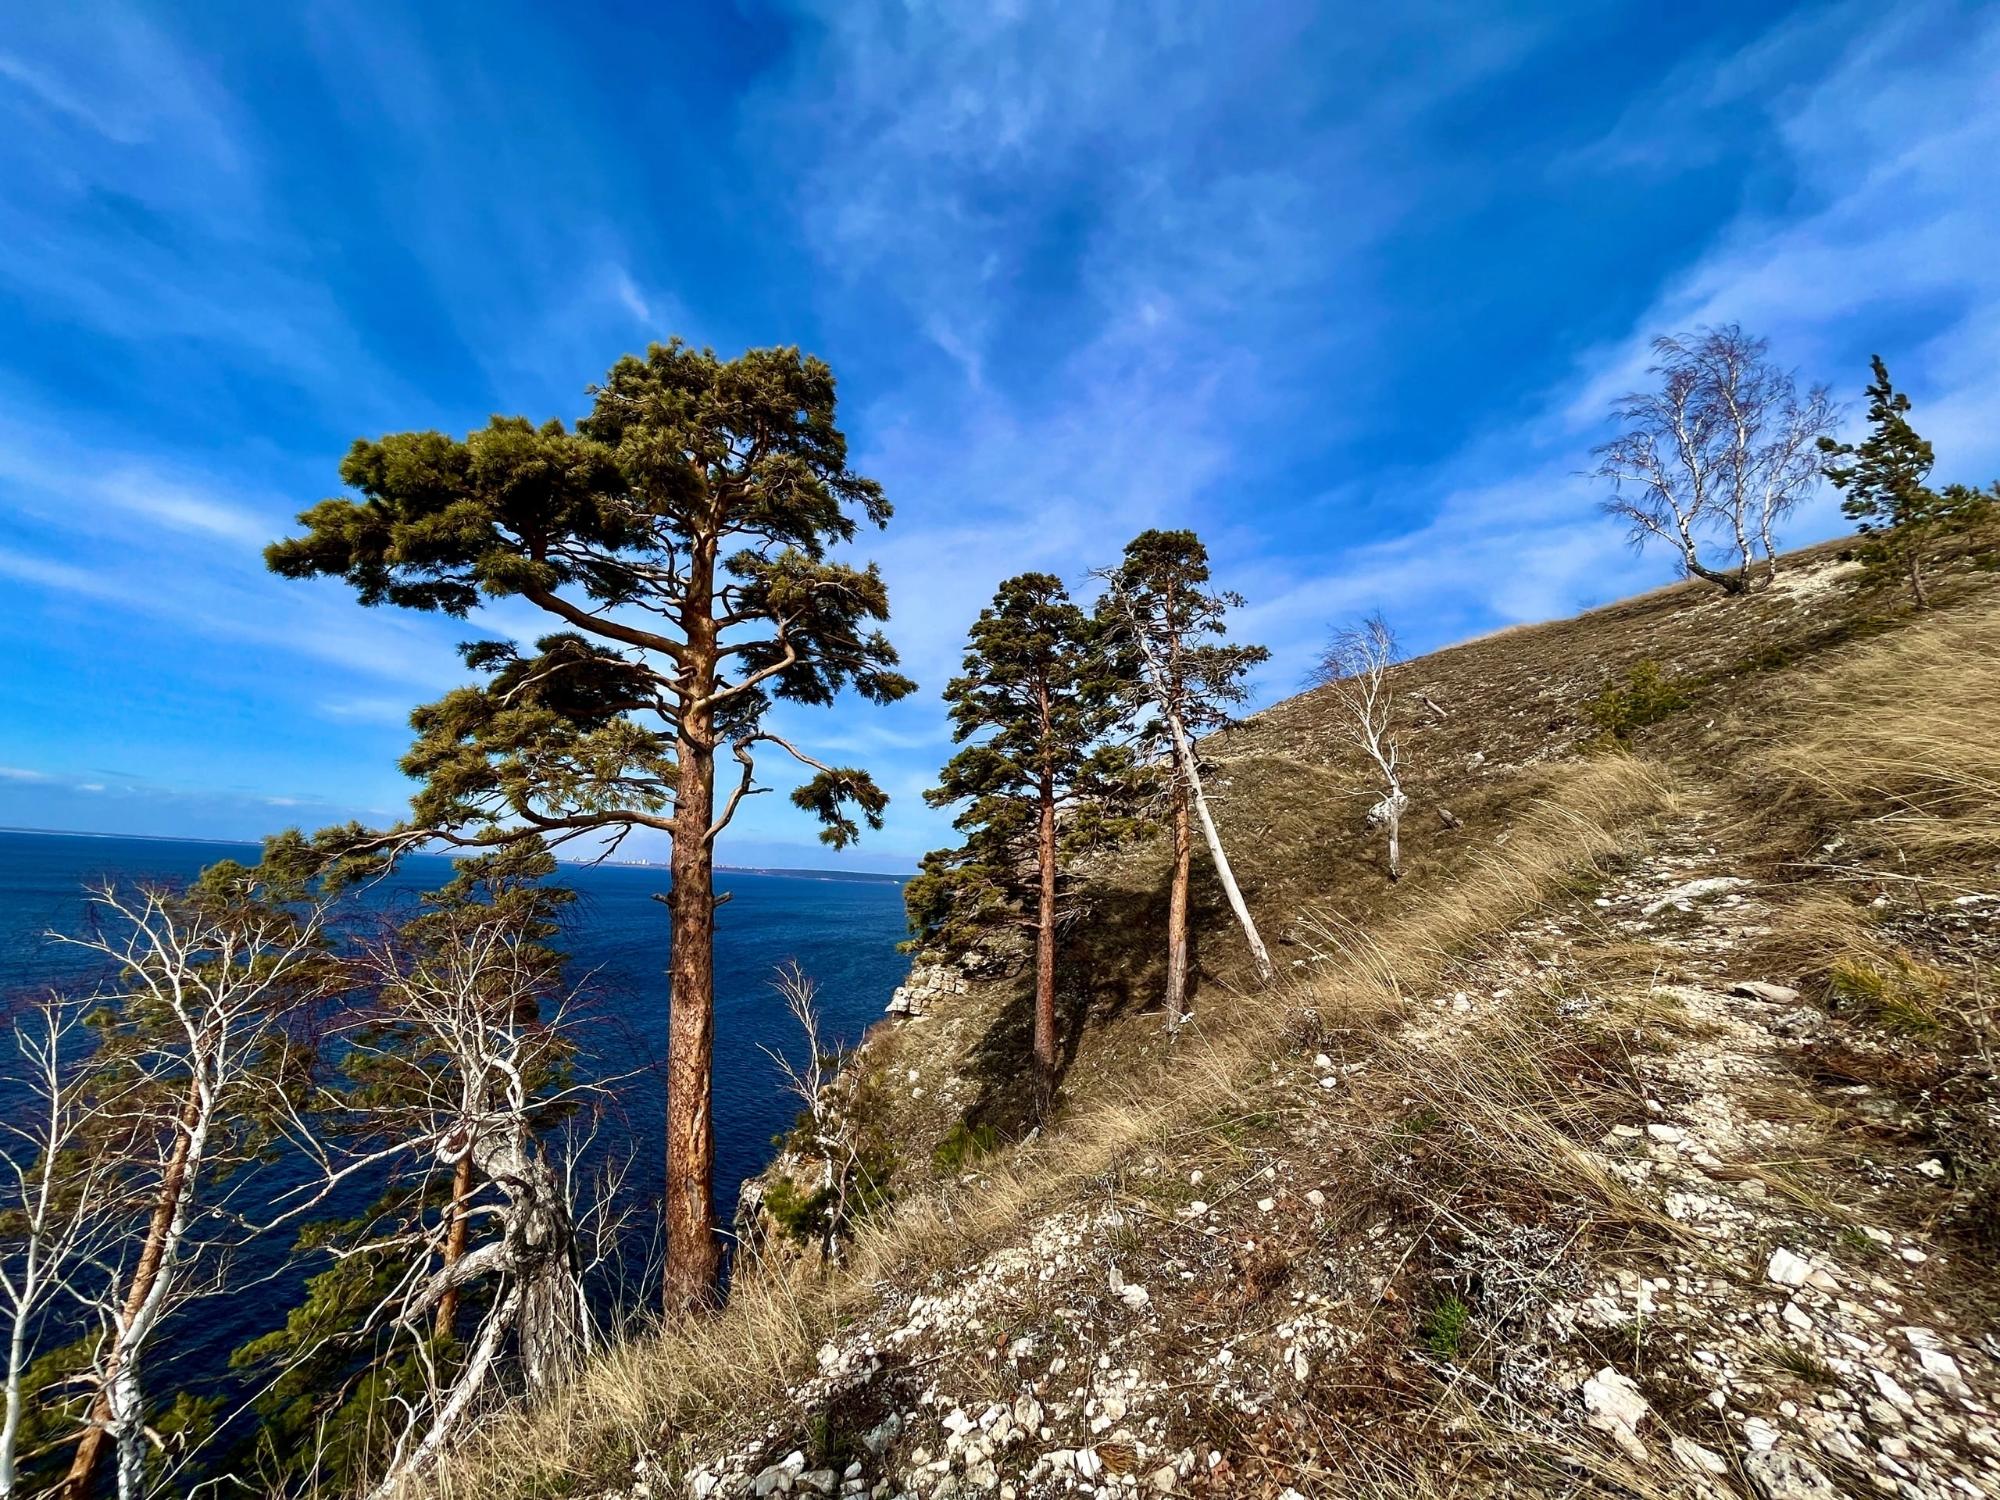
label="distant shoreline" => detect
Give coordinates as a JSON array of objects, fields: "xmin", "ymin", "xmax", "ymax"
[
  {"xmin": 714, "ymin": 866, "xmax": 905, "ymax": 885},
  {"xmin": 0, "ymin": 824, "xmax": 261, "ymax": 847},
  {"xmin": 0, "ymin": 826, "xmax": 906, "ymax": 883}
]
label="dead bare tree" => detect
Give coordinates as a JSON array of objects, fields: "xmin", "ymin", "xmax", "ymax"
[
  {"xmin": 0, "ymin": 1000, "xmax": 129, "ymax": 1500},
  {"xmin": 280, "ymin": 909, "xmax": 607, "ymax": 1500},
  {"xmin": 45, "ymin": 879, "xmax": 331, "ymax": 1500},
  {"xmin": 760, "ymin": 963, "xmax": 864, "ymax": 1267},
  {"xmin": 1313, "ymin": 613, "xmax": 1407, "ymax": 881},
  {"xmin": 1595, "ymin": 325, "xmax": 1837, "ymax": 591}
]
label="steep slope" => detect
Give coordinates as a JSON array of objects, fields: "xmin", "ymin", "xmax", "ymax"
[{"xmin": 438, "ymin": 542, "xmax": 2000, "ymax": 1500}]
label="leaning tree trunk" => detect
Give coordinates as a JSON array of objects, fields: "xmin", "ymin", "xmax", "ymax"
[
  {"xmin": 372, "ymin": 1123, "xmax": 590, "ymax": 1499},
  {"xmin": 1684, "ymin": 549, "xmax": 1751, "ymax": 594},
  {"xmin": 1164, "ymin": 714, "xmax": 1273, "ymax": 985},
  {"xmin": 665, "ymin": 715, "xmax": 722, "ymax": 1312},
  {"xmin": 433, "ymin": 1153, "xmax": 474, "ymax": 1339},
  {"xmin": 474, "ymin": 1135, "xmax": 588, "ymax": 1391},
  {"xmin": 1032, "ymin": 781, "xmax": 1058, "ymax": 1111},
  {"xmin": 1163, "ymin": 780, "xmax": 1192, "ymax": 1031},
  {"xmin": 365, "ymin": 1286, "xmax": 518, "ymax": 1500},
  {"xmin": 1386, "ymin": 789, "xmax": 1403, "ymax": 883},
  {"xmin": 60, "ymin": 1075, "xmax": 201, "ymax": 1500}
]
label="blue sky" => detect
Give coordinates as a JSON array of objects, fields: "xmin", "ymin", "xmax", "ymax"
[{"xmin": 2, "ymin": 1, "xmax": 1995, "ymax": 872}]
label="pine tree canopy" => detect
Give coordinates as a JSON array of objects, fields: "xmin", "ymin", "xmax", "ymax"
[
  {"xmin": 1819, "ymin": 355, "xmax": 1994, "ymax": 605},
  {"xmin": 1819, "ymin": 356, "xmax": 1936, "ymax": 534},
  {"xmin": 906, "ymin": 573, "xmax": 1139, "ymax": 953},
  {"xmin": 265, "ymin": 340, "xmax": 915, "ymax": 857},
  {"xmin": 1099, "ymin": 528, "xmax": 1270, "ymax": 745}
]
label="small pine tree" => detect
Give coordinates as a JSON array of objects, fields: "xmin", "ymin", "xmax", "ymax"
[
  {"xmin": 1819, "ymin": 357, "xmax": 1992, "ymax": 609},
  {"xmin": 907, "ymin": 574, "xmax": 1138, "ymax": 1108}
]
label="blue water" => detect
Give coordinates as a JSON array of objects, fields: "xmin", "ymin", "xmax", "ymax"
[{"xmin": 0, "ymin": 829, "xmax": 909, "ymax": 1387}]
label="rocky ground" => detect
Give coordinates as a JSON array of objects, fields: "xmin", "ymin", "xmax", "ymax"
[{"xmin": 606, "ymin": 786, "xmax": 1999, "ymax": 1500}]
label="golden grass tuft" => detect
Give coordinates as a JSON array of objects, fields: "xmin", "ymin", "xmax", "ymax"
[{"xmin": 1759, "ymin": 593, "xmax": 2000, "ymax": 874}]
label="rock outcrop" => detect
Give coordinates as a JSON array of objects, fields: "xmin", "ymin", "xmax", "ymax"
[{"xmin": 885, "ymin": 961, "xmax": 968, "ymax": 1018}]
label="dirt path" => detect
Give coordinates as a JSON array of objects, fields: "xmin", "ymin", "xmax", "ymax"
[{"xmin": 1525, "ymin": 795, "xmax": 1999, "ymax": 1498}]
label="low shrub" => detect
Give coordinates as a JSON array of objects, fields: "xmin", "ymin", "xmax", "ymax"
[
  {"xmin": 1585, "ymin": 660, "xmax": 1690, "ymax": 745},
  {"xmin": 1422, "ymin": 1294, "xmax": 1471, "ymax": 1360},
  {"xmin": 1824, "ymin": 955, "xmax": 1948, "ymax": 1035},
  {"xmin": 932, "ymin": 1118, "xmax": 1000, "ymax": 1174}
]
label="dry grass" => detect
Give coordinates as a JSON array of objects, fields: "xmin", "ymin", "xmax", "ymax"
[
  {"xmin": 1759, "ymin": 593, "xmax": 2000, "ymax": 876},
  {"xmin": 430, "ymin": 568, "xmax": 2000, "ymax": 1498},
  {"xmin": 429, "ymin": 755, "xmax": 1674, "ymax": 1498}
]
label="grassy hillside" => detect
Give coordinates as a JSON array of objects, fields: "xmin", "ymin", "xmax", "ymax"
[{"xmin": 430, "ymin": 538, "xmax": 2000, "ymax": 1500}]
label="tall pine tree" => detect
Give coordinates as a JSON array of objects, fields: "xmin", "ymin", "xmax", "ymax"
[
  {"xmin": 907, "ymin": 574, "xmax": 1135, "ymax": 1107},
  {"xmin": 1095, "ymin": 531, "xmax": 1271, "ymax": 1028},
  {"xmin": 267, "ymin": 341, "xmax": 914, "ymax": 1309}
]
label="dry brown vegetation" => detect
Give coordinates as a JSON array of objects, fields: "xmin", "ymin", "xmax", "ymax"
[
  {"xmin": 427, "ymin": 544, "xmax": 2000, "ymax": 1498},
  {"xmin": 426, "ymin": 755, "xmax": 1672, "ymax": 1497},
  {"xmin": 1758, "ymin": 602, "xmax": 2000, "ymax": 876}
]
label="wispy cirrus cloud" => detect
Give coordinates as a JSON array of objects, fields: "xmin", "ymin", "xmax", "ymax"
[{"xmin": 3, "ymin": 0, "xmax": 1995, "ymax": 864}]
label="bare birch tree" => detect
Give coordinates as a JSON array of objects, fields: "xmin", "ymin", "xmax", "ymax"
[
  {"xmin": 0, "ymin": 1000, "xmax": 127, "ymax": 1500},
  {"xmin": 1595, "ymin": 325, "xmax": 1837, "ymax": 591},
  {"xmin": 1313, "ymin": 614, "xmax": 1407, "ymax": 881},
  {"xmin": 759, "ymin": 963, "xmax": 865, "ymax": 1267},
  {"xmin": 46, "ymin": 878, "xmax": 331, "ymax": 1500}
]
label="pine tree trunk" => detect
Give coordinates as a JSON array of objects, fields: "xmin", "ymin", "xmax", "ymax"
[
  {"xmin": 1163, "ymin": 780, "xmax": 1192, "ymax": 1031},
  {"xmin": 1033, "ymin": 783, "xmax": 1058, "ymax": 1110},
  {"xmin": 60, "ymin": 1075, "xmax": 201, "ymax": 1500},
  {"xmin": 1910, "ymin": 548, "xmax": 1930, "ymax": 610},
  {"xmin": 434, "ymin": 1153, "xmax": 474, "ymax": 1340},
  {"xmin": 664, "ymin": 722, "xmax": 721, "ymax": 1312}
]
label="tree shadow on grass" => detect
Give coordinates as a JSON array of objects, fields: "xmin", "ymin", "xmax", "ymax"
[{"xmin": 949, "ymin": 874, "xmax": 1192, "ymax": 1145}]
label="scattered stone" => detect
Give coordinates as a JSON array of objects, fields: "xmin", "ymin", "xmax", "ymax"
[
  {"xmin": 1642, "ymin": 876, "xmax": 1750, "ymax": 915},
  {"xmin": 1745, "ymin": 1448, "xmax": 1843, "ymax": 1499},
  {"xmin": 1670, "ymin": 1435, "xmax": 1730, "ymax": 1477},
  {"xmin": 1581, "ymin": 1366, "xmax": 1651, "ymax": 1461},
  {"xmin": 1767, "ymin": 1247, "xmax": 1813, "ymax": 1287},
  {"xmin": 1730, "ymin": 980, "xmax": 1803, "ymax": 1004}
]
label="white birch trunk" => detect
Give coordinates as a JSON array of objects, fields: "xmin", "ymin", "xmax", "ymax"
[
  {"xmin": 1167, "ymin": 705, "xmax": 1274, "ymax": 984},
  {"xmin": 365, "ymin": 1286, "xmax": 519, "ymax": 1500}
]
